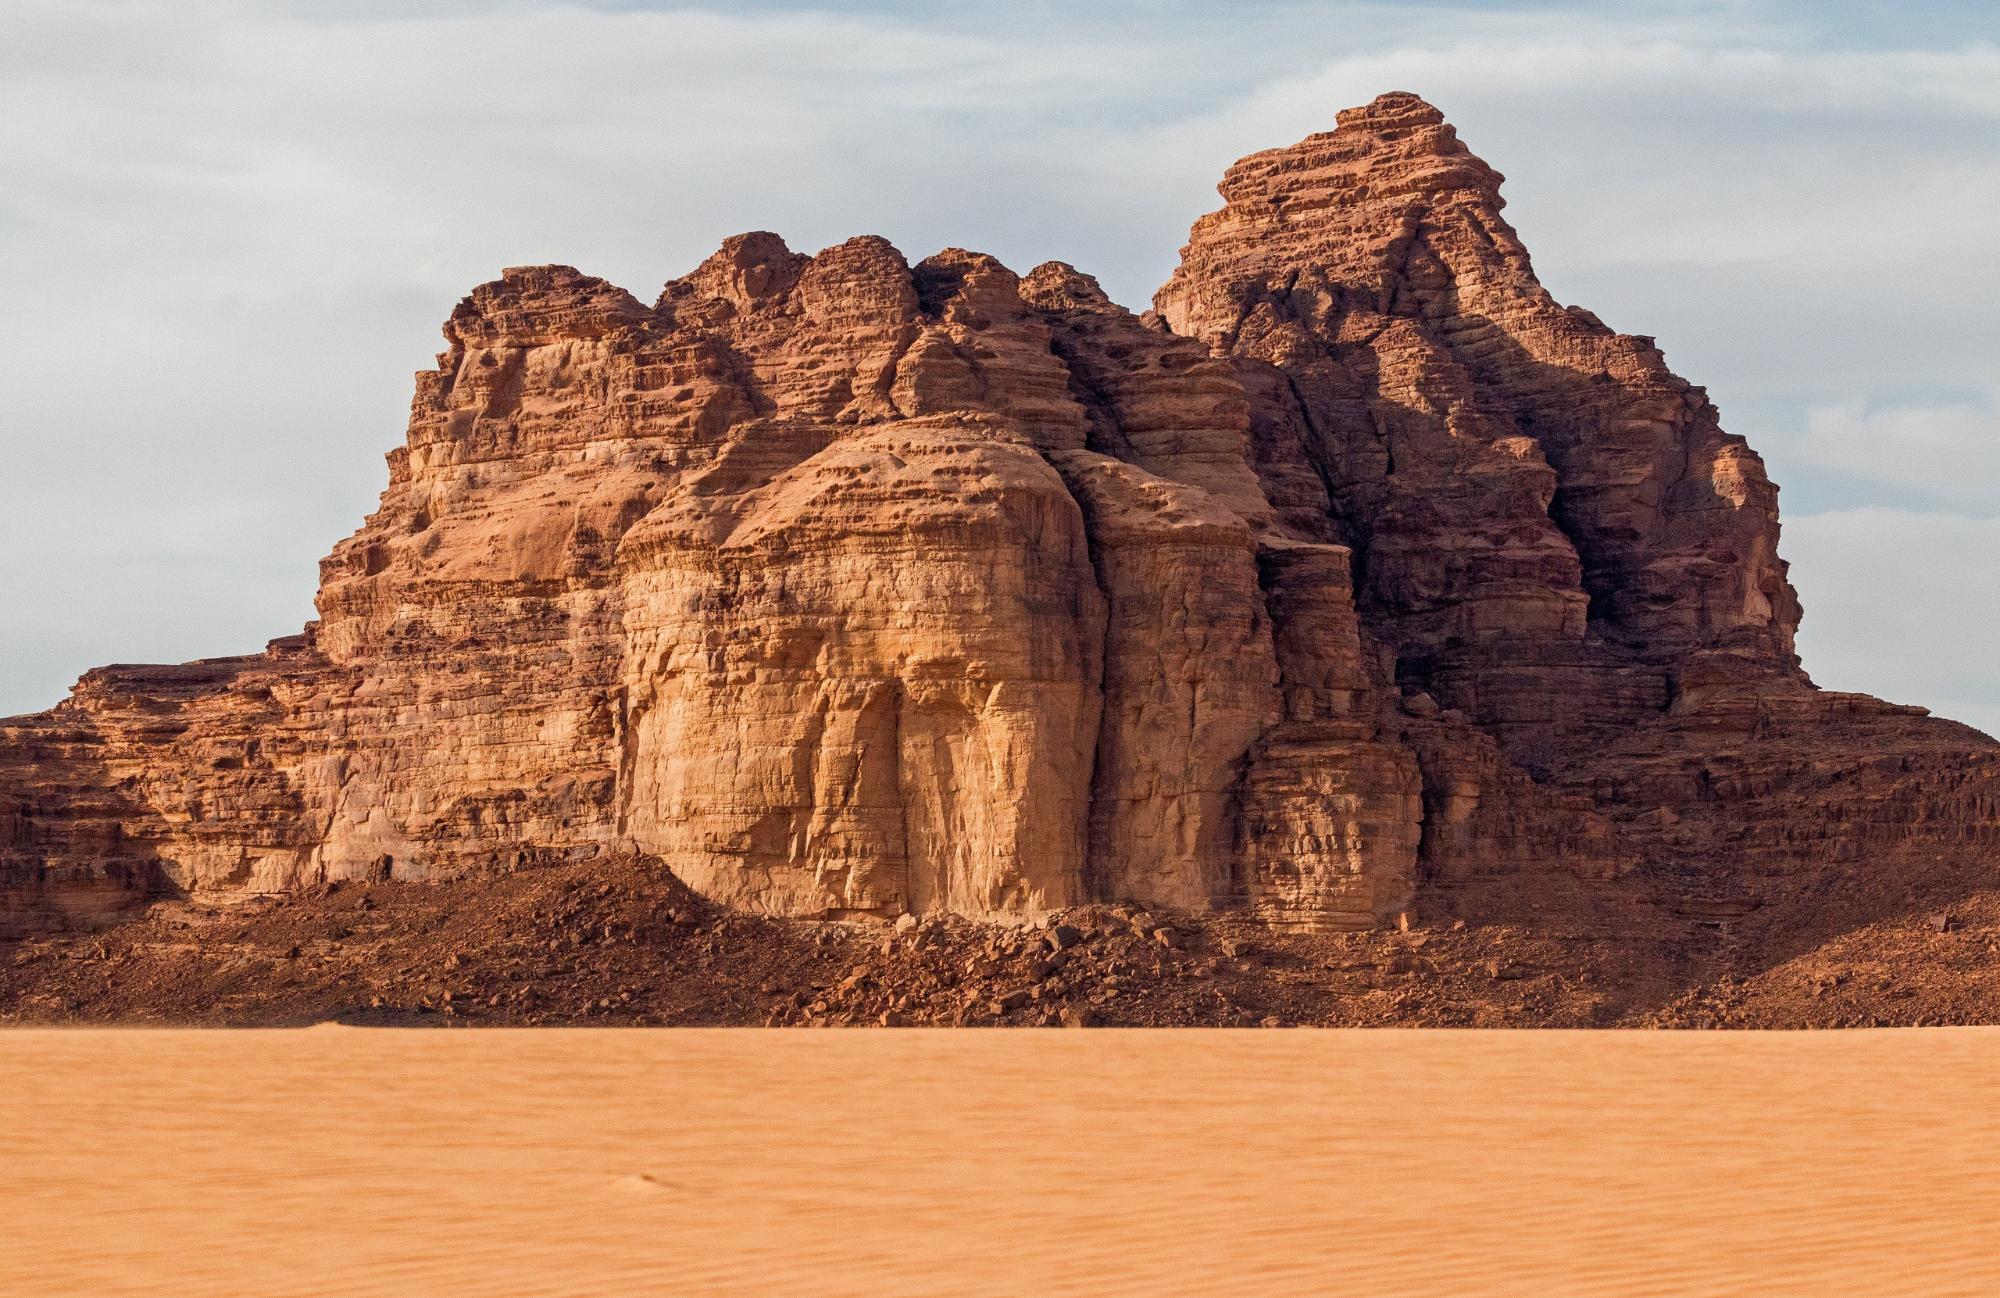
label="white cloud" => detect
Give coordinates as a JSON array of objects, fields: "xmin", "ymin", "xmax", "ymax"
[
  {"xmin": 1786, "ymin": 507, "xmax": 2000, "ymax": 738},
  {"xmin": 1787, "ymin": 395, "xmax": 2000, "ymax": 512}
]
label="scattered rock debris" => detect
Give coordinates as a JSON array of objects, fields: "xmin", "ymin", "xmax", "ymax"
[{"xmin": 5, "ymin": 856, "xmax": 1999, "ymax": 1029}]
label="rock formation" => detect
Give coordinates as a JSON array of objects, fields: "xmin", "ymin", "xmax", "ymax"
[{"xmin": 5, "ymin": 92, "xmax": 1997, "ymax": 943}]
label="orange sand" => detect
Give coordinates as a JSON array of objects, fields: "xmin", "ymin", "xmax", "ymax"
[{"xmin": 4, "ymin": 1028, "xmax": 1998, "ymax": 1296}]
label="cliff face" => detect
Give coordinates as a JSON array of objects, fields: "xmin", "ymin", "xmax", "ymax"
[{"xmin": 5, "ymin": 93, "xmax": 1996, "ymax": 940}]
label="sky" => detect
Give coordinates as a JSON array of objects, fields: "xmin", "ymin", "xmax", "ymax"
[{"xmin": 2, "ymin": 0, "xmax": 1997, "ymax": 731}]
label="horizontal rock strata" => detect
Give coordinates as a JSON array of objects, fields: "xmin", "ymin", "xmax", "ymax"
[{"xmin": 4, "ymin": 92, "xmax": 1995, "ymax": 938}]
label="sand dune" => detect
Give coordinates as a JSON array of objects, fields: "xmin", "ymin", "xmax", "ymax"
[{"xmin": 4, "ymin": 1028, "xmax": 1998, "ymax": 1296}]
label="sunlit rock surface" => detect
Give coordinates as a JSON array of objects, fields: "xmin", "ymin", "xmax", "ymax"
[{"xmin": 6, "ymin": 93, "xmax": 1996, "ymax": 938}]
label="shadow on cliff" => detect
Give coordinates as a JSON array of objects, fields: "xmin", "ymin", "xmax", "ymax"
[
  {"xmin": 0, "ymin": 719, "xmax": 183, "ymax": 945},
  {"xmin": 1418, "ymin": 311, "xmax": 1786, "ymax": 661},
  {"xmin": 1329, "ymin": 311, "xmax": 2000, "ymax": 998},
  {"xmin": 1605, "ymin": 704, "xmax": 2000, "ymax": 995}
]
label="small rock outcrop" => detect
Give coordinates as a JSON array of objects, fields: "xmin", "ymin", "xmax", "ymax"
[{"xmin": 5, "ymin": 92, "xmax": 1997, "ymax": 941}]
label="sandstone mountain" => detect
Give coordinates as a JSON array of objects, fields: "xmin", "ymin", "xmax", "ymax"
[{"xmin": 5, "ymin": 92, "xmax": 1996, "ymax": 947}]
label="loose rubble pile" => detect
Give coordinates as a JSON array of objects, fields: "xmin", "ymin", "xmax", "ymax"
[{"xmin": 5, "ymin": 854, "xmax": 1992, "ymax": 1028}]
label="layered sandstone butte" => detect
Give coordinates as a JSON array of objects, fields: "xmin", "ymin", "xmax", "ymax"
[{"xmin": 6, "ymin": 92, "xmax": 1997, "ymax": 942}]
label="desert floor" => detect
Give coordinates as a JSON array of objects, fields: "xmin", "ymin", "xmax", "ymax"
[{"xmin": 4, "ymin": 1027, "xmax": 1998, "ymax": 1295}]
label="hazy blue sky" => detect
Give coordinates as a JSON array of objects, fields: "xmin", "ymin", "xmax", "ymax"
[{"xmin": 3, "ymin": 0, "xmax": 1997, "ymax": 730}]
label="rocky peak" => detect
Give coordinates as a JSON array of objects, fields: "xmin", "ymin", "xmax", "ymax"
[
  {"xmin": 1155, "ymin": 94, "xmax": 1802, "ymax": 776},
  {"xmin": 677, "ymin": 231, "xmax": 809, "ymax": 310},
  {"xmin": 446, "ymin": 265, "xmax": 650, "ymax": 348},
  {"xmin": 1018, "ymin": 261, "xmax": 1117, "ymax": 314},
  {"xmin": 1338, "ymin": 88, "xmax": 1444, "ymax": 125},
  {"xmin": 1156, "ymin": 93, "xmax": 1513, "ymax": 342},
  {"xmin": 912, "ymin": 248, "xmax": 1027, "ymax": 324}
]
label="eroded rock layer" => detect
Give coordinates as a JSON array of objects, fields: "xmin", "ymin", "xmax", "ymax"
[{"xmin": 4, "ymin": 93, "xmax": 1994, "ymax": 938}]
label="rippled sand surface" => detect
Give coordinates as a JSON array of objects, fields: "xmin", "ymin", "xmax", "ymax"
[{"xmin": 5, "ymin": 1028, "xmax": 2000, "ymax": 1296}]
